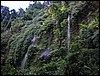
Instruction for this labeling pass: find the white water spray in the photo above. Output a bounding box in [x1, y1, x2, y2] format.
[21, 36, 36, 69]
[31, 36, 36, 44]
[21, 52, 28, 69]
[40, 47, 50, 57]
[67, 15, 70, 53]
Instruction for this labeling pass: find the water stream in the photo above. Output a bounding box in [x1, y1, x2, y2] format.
[21, 35, 36, 69]
[21, 52, 28, 69]
[67, 15, 70, 53]
[31, 35, 36, 45]
[40, 46, 50, 60]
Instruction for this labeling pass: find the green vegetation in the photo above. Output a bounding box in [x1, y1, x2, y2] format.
[1, 1, 99, 75]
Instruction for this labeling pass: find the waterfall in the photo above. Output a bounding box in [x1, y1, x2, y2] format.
[67, 15, 70, 53]
[21, 35, 36, 69]
[31, 35, 36, 45]
[40, 46, 50, 60]
[21, 52, 28, 69]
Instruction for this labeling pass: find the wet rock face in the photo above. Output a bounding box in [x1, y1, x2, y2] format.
[39, 47, 50, 60]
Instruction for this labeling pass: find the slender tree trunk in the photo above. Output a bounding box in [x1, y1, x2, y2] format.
[5, 15, 12, 30]
[2, 13, 9, 27]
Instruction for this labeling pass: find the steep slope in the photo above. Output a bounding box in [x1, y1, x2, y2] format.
[1, 1, 99, 75]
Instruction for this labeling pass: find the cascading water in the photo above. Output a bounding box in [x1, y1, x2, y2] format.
[67, 15, 70, 54]
[40, 46, 50, 60]
[21, 52, 28, 69]
[21, 35, 36, 69]
[31, 35, 36, 45]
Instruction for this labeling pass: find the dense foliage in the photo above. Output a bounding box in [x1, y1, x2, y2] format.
[1, 1, 99, 75]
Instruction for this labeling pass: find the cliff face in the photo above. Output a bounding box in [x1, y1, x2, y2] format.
[1, 1, 99, 75]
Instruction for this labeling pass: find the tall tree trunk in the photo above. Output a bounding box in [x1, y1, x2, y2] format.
[5, 15, 12, 30]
